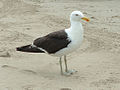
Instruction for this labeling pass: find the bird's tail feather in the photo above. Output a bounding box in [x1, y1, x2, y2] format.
[16, 44, 44, 53]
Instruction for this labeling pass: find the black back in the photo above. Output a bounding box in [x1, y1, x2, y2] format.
[33, 30, 71, 54]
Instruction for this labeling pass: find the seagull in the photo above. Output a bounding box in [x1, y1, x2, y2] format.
[16, 11, 90, 75]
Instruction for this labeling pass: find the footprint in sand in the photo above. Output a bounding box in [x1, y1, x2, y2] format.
[60, 88, 72, 90]
[22, 85, 36, 90]
[0, 51, 11, 57]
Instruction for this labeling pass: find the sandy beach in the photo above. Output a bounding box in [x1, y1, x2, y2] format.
[0, 0, 120, 90]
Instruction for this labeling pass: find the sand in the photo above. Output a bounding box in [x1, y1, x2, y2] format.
[0, 0, 120, 90]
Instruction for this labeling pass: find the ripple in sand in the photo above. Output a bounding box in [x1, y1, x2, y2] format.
[21, 69, 37, 75]
[1, 65, 18, 70]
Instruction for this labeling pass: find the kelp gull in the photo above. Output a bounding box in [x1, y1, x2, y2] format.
[16, 11, 90, 75]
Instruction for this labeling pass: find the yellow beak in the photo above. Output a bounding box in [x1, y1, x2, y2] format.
[81, 17, 90, 22]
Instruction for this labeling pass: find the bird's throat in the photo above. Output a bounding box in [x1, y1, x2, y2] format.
[70, 21, 84, 35]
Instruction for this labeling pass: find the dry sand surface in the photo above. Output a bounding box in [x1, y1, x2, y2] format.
[0, 0, 120, 90]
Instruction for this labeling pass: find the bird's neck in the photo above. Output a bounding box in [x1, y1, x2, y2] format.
[70, 21, 84, 35]
[65, 20, 84, 42]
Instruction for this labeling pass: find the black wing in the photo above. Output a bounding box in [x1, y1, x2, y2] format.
[33, 30, 71, 54]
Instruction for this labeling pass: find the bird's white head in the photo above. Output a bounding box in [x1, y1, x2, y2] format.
[70, 11, 90, 22]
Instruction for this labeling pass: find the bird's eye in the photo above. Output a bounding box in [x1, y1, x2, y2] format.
[75, 14, 79, 16]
